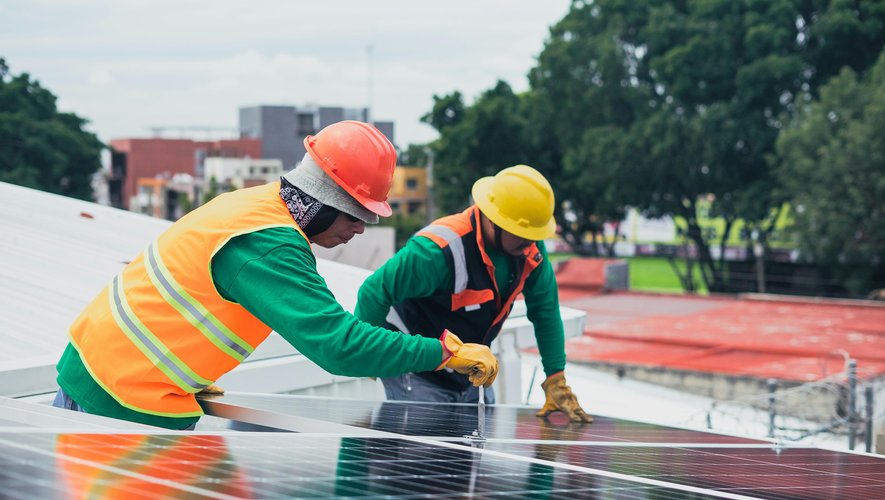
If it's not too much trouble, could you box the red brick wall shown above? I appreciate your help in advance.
[110,137,262,207]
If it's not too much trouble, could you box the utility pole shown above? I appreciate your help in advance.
[752,229,766,293]
[366,44,374,124]
[425,147,435,224]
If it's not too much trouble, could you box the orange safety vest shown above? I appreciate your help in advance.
[386,206,542,390]
[69,182,307,417]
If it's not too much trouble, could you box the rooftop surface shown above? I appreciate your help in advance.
[554,262,885,383]
[7,393,884,499]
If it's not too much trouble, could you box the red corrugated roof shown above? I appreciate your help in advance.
[552,287,885,382]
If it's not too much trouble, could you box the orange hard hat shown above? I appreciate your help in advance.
[304,120,396,217]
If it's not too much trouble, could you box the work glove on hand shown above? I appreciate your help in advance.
[436,330,498,388]
[197,384,225,396]
[535,372,593,423]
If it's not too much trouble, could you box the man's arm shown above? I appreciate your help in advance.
[524,244,593,423]
[212,228,442,377]
[523,244,566,377]
[354,236,451,327]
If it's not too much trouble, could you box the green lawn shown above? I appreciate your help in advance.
[627,256,708,294]
[549,252,707,294]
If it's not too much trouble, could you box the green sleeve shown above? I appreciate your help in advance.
[354,236,451,328]
[211,227,442,377]
[523,243,567,377]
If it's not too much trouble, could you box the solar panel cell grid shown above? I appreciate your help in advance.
[210,393,765,444]
[487,443,885,500]
[0,432,725,499]
[3,394,881,499]
[196,393,885,499]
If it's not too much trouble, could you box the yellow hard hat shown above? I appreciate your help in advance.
[472,165,556,241]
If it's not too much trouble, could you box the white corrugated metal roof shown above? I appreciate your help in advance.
[0,182,170,366]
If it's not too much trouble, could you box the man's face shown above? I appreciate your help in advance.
[497,229,534,256]
[311,212,365,248]
[480,213,534,256]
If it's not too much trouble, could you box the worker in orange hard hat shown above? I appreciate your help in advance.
[356,165,592,423]
[52,120,498,430]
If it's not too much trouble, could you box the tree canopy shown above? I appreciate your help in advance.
[418,0,885,295]
[776,52,885,294]
[0,58,103,200]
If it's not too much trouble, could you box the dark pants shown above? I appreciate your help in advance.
[380,373,495,404]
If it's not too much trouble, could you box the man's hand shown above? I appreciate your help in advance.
[535,372,593,423]
[436,330,498,387]
[197,384,225,396]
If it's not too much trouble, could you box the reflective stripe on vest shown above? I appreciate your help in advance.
[145,241,252,361]
[420,224,468,293]
[387,223,473,328]
[109,275,211,393]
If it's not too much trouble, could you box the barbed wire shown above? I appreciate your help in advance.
[679,364,883,448]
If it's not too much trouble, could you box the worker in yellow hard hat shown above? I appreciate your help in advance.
[52,121,498,430]
[355,165,592,423]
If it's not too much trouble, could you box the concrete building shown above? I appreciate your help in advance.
[388,166,428,216]
[132,173,197,221]
[203,157,284,190]
[108,138,261,209]
[239,105,394,169]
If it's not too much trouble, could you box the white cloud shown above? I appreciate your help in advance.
[87,69,114,86]
[1,0,572,147]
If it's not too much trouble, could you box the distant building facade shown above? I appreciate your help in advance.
[108,138,261,209]
[239,105,394,169]
[388,166,428,216]
[132,174,196,221]
[203,157,284,190]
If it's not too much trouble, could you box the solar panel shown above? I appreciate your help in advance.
[2,394,881,499]
[0,431,737,499]
[202,392,766,444]
[483,443,885,500]
[195,393,885,499]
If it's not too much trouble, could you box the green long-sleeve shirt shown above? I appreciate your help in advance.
[354,235,566,378]
[57,226,442,429]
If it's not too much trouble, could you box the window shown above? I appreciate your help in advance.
[405,178,418,190]
[298,113,316,135]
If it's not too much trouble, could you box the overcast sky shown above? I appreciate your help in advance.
[1,0,573,148]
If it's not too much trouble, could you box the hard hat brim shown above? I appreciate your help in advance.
[472,177,557,241]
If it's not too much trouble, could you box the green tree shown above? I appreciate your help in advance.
[527,0,885,292]
[378,212,426,250]
[0,58,103,200]
[422,81,534,214]
[203,175,220,205]
[397,144,430,167]
[776,53,885,295]
[419,0,885,293]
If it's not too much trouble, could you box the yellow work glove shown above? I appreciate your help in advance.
[535,371,593,423]
[436,330,498,388]
[197,384,225,396]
